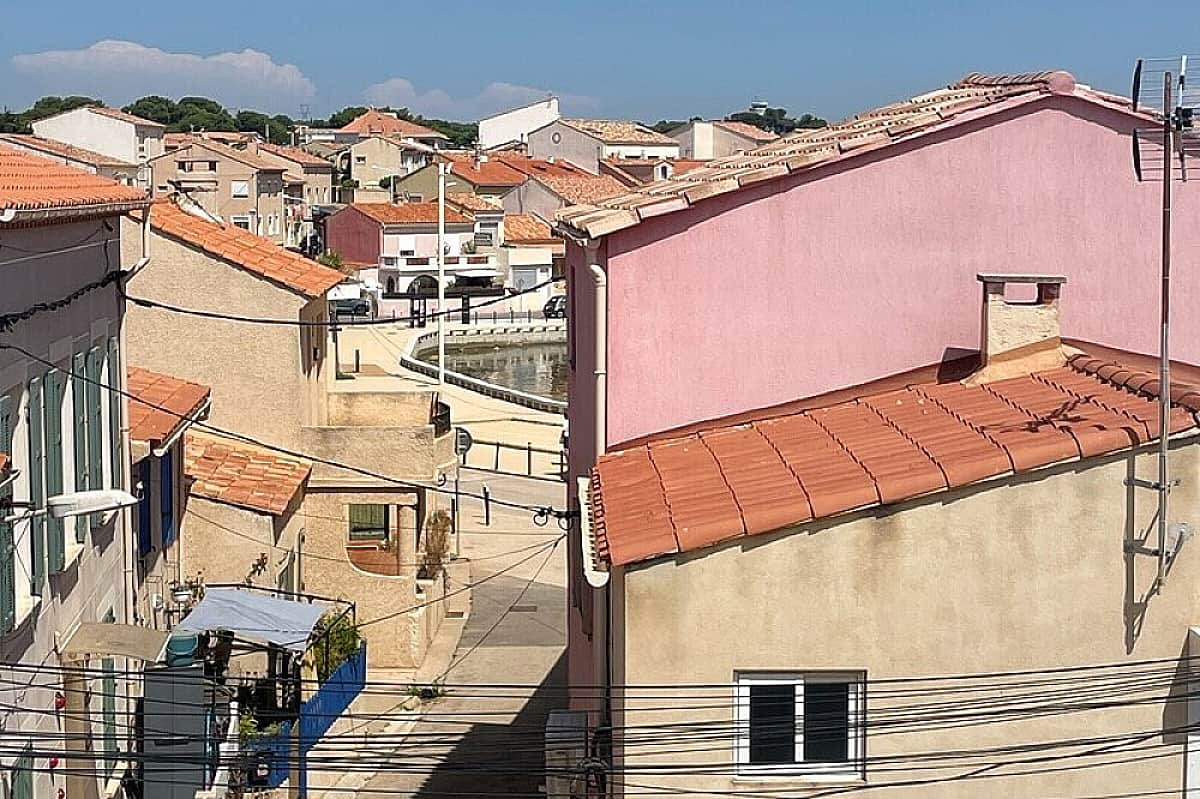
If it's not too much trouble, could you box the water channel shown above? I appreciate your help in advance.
[420,341,568,402]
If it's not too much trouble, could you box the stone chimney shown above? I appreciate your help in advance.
[967,274,1068,384]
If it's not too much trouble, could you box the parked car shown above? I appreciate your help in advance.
[330,297,370,317]
[543,295,567,319]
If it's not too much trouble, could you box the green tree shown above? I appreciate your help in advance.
[123,95,179,126]
[726,107,827,136]
[326,106,369,128]
[235,110,292,144]
[648,119,688,134]
[174,96,237,133]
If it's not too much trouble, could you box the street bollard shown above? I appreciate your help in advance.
[354,349,360,373]
[482,483,491,526]
[527,443,533,476]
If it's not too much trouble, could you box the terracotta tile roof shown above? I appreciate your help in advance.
[148,202,344,298]
[492,153,592,179]
[339,110,447,139]
[503,213,558,244]
[165,139,285,173]
[559,71,1142,237]
[258,142,334,169]
[445,154,528,187]
[534,172,628,204]
[0,134,135,168]
[348,202,472,225]
[184,431,310,516]
[126,367,211,447]
[590,354,1200,566]
[87,106,166,129]
[446,192,502,213]
[559,119,677,145]
[669,158,707,175]
[714,120,779,142]
[0,147,149,213]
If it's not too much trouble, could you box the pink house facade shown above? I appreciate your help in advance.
[557,72,1200,697]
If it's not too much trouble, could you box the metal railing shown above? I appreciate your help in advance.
[461,437,566,482]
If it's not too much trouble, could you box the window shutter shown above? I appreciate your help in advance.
[71,353,87,543]
[86,348,103,488]
[11,747,32,799]
[159,450,175,548]
[26,378,44,595]
[0,395,15,633]
[44,369,65,573]
[137,459,152,557]
[106,338,123,490]
[101,655,117,774]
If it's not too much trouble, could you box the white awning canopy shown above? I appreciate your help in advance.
[174,588,332,652]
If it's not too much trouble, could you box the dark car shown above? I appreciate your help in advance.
[543,295,567,319]
[330,297,370,317]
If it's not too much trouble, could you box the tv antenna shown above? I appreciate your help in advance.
[1128,57,1199,591]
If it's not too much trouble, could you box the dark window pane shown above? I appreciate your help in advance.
[804,682,850,762]
[749,684,794,764]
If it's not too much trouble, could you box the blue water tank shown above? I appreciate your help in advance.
[165,634,198,666]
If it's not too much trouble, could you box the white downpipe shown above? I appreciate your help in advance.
[437,162,447,385]
[589,263,607,459]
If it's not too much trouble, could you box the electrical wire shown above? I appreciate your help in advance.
[0,341,571,523]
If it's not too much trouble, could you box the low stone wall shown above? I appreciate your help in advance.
[402,324,568,415]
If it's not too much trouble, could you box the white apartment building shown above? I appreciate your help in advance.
[32,106,166,187]
[0,147,152,799]
[478,97,560,150]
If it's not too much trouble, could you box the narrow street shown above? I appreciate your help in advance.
[363,470,568,798]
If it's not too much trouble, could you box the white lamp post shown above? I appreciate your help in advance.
[437,159,448,385]
[2,489,140,524]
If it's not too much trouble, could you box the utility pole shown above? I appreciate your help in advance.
[438,159,447,384]
[1156,73,1174,589]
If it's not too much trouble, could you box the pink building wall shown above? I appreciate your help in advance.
[565,94,1200,693]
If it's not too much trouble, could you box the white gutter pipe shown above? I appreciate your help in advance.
[589,263,607,460]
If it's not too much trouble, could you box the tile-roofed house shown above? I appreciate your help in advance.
[445,192,502,213]
[184,431,310,515]
[559,71,1139,238]
[560,119,677,146]
[257,141,336,170]
[126,367,212,451]
[503,213,558,245]
[0,146,149,214]
[338,110,448,145]
[351,202,472,225]
[146,201,344,298]
[85,106,167,129]
[713,120,779,143]
[0,134,136,171]
[532,172,627,205]
[445,154,528,188]
[590,354,1197,566]
[528,118,680,173]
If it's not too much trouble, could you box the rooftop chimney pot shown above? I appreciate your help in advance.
[975,274,1067,374]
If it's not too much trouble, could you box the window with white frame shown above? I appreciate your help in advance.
[231,216,251,230]
[231,180,250,198]
[735,672,865,777]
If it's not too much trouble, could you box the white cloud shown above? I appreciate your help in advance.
[363,78,597,121]
[12,40,315,110]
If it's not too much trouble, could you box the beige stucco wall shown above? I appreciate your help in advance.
[179,493,303,592]
[615,438,1200,798]
[149,147,287,242]
[121,223,318,447]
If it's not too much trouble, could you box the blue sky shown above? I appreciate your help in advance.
[0,0,1190,123]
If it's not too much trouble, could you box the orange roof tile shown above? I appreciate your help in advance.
[184,432,310,516]
[0,134,135,168]
[339,110,447,139]
[492,154,592,179]
[503,213,558,244]
[590,354,1200,566]
[560,119,676,145]
[127,367,211,447]
[559,71,1145,237]
[163,139,285,172]
[348,202,472,225]
[445,154,527,187]
[257,142,334,169]
[148,202,344,298]
[0,147,149,213]
[534,172,627,205]
[445,192,502,213]
[714,120,779,142]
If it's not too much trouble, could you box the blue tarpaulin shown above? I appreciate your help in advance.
[174,589,330,652]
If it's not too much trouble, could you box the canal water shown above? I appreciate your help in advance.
[421,342,568,402]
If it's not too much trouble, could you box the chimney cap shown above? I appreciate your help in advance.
[977,273,1066,285]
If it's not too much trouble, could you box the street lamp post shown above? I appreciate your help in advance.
[437,160,448,385]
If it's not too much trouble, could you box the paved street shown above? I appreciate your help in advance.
[361,470,568,798]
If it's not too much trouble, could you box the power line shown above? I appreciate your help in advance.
[0,341,570,522]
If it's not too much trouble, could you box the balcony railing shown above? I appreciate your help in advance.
[380,254,499,272]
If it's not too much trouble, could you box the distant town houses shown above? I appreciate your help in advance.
[300,108,449,150]
[478,96,561,150]
[29,104,165,186]
[527,118,680,172]
[668,118,779,158]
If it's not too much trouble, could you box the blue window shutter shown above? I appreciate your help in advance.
[0,395,15,632]
[159,450,175,548]
[86,348,103,488]
[106,338,123,490]
[137,459,152,557]
[26,378,44,595]
[71,352,87,543]
[44,369,65,574]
